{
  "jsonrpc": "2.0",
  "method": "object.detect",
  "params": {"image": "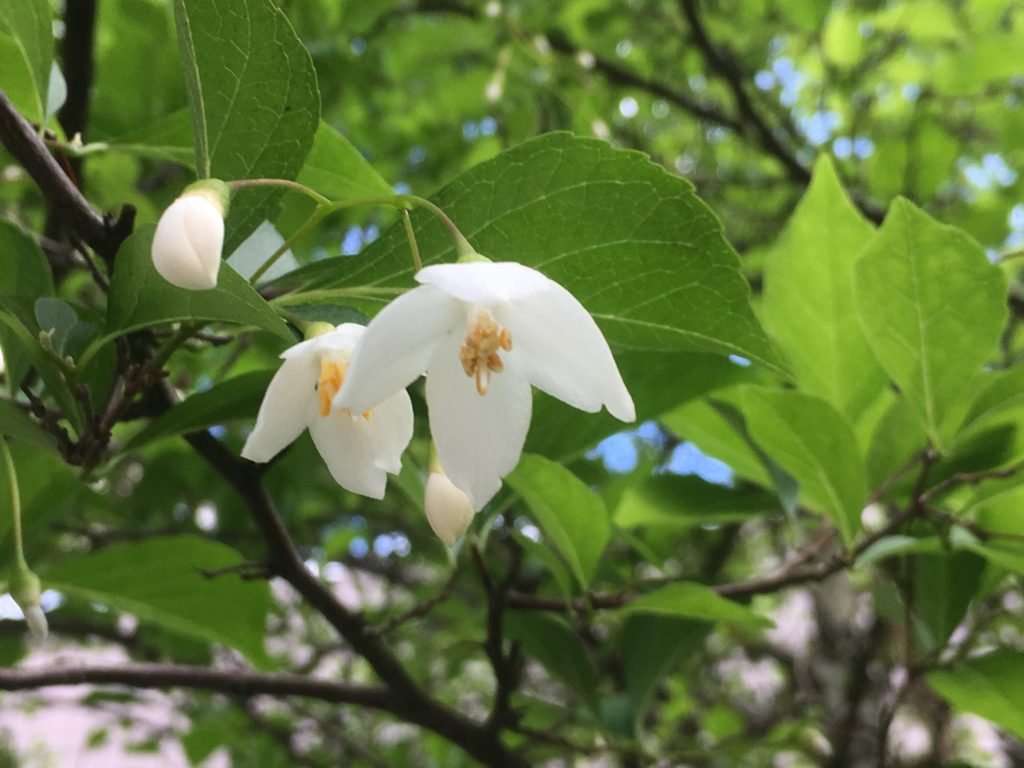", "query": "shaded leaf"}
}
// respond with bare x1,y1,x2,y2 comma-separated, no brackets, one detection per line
623,582,772,631
43,536,272,667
